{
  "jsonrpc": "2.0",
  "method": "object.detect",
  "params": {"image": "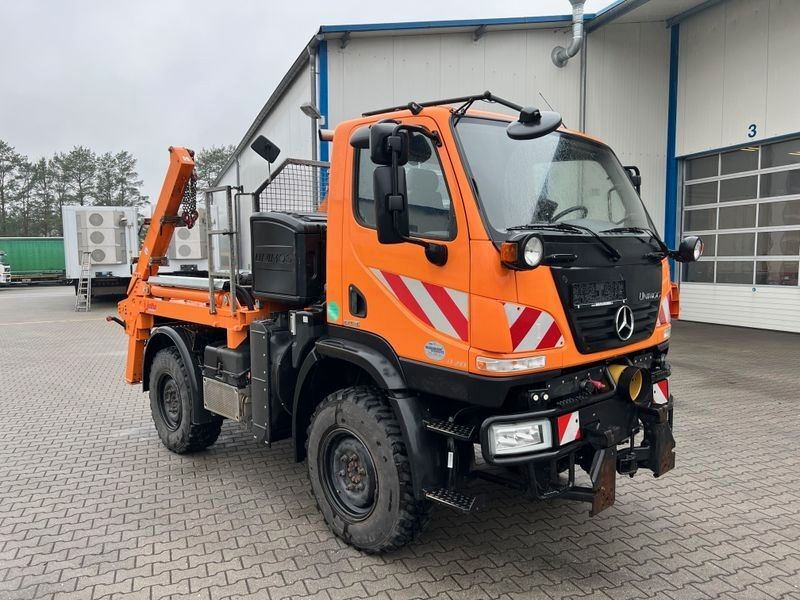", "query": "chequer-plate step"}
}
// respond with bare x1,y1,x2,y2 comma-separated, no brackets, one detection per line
424,488,478,512
423,419,475,441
